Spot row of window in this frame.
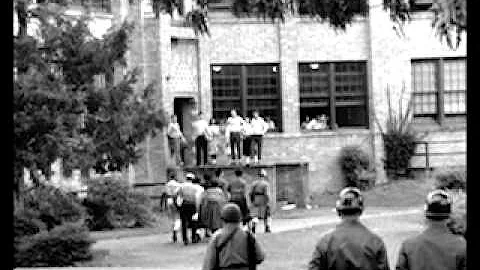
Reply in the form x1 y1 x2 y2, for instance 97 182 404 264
211 58 466 132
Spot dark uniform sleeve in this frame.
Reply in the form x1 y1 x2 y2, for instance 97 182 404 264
395 243 409 270
457 242 467 270
202 235 218 270
308 240 327 270
376 239 390 270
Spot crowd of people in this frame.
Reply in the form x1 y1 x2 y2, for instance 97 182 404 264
301 114 329 130
167 110 276 167
165 169 465 270
164 168 272 246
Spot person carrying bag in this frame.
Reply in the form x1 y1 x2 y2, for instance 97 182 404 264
202 203 265 270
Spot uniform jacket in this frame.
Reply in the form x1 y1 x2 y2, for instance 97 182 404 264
308 219 390 270
395 222 466 270
202 224 265 270
227 177 247 200
249 179 270 203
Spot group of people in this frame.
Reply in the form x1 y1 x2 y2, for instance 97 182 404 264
164 168 272 246
167 109 276 167
301 114 329 130
199 187 465 270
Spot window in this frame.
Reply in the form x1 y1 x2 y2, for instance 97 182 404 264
409 0 433 12
299 62 368 130
207 0 233 9
298 0 368 16
211 64 282 131
71 0 111 13
411 58 466 123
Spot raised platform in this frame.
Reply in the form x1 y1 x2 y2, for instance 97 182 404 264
134 161 309 210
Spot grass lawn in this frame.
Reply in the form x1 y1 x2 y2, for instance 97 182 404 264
85 211 425 269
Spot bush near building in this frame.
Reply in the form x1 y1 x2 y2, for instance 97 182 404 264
339 146 372 189
83 176 156 231
14 221 94 267
14 185 94 267
434 168 466 238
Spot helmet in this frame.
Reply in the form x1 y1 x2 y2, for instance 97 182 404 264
221 203 242 223
425 189 451 219
335 187 364 214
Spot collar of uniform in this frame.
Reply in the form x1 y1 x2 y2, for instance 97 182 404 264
425 221 450 234
338 218 362 227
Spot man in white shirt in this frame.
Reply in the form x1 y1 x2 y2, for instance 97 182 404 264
177 172 205 245
250 111 269 163
192 112 212 166
225 109 245 163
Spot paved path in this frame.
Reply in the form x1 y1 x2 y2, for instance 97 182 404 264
17 207 424 270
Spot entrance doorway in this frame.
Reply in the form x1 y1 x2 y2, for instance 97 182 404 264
173 97 196 165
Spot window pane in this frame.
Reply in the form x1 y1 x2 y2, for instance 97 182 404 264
299 63 330 129
443 59 466 115
412 61 438 116
246 65 281 131
334 62 367 127
211 65 242 122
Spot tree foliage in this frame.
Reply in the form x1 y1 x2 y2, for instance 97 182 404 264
14 1 165 184
135 0 465 49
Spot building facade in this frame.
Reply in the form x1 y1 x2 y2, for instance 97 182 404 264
32 0 467 195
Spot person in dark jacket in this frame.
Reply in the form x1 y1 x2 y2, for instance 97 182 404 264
200 174 227 234
308 187 390 270
202 203 265 270
227 169 250 226
249 169 272 233
395 189 466 270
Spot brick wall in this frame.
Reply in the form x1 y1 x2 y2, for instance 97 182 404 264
86 1 466 193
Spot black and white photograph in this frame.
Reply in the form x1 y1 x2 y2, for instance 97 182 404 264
13 0 467 269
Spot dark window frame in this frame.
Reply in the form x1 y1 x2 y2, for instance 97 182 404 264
298 61 369 130
411 57 466 125
71 0 112 13
409 0 433 12
211 63 283 132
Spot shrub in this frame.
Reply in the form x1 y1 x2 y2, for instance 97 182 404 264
433 168 466 238
375 84 419 178
14 208 46 238
339 146 370 188
383 132 416 176
435 169 466 190
22 184 88 230
14 222 94 267
83 176 155 230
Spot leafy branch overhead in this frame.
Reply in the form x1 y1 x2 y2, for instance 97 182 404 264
131 0 465 49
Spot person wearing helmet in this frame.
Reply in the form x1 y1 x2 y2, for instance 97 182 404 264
202 203 265 270
248 169 272 233
395 189 466 270
227 169 250 226
177 172 204 245
308 187 390 270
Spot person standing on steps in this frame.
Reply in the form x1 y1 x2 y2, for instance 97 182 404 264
177 172 204 245
167 114 186 166
242 117 253 164
225 109 245 164
249 169 272 233
201 203 265 270
227 169 250 227
307 187 390 270
250 111 269 164
192 112 212 166
395 189 466 270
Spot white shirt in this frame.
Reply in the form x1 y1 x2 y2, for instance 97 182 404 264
226 116 245 133
167 122 183 138
192 119 211 138
250 117 268 135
